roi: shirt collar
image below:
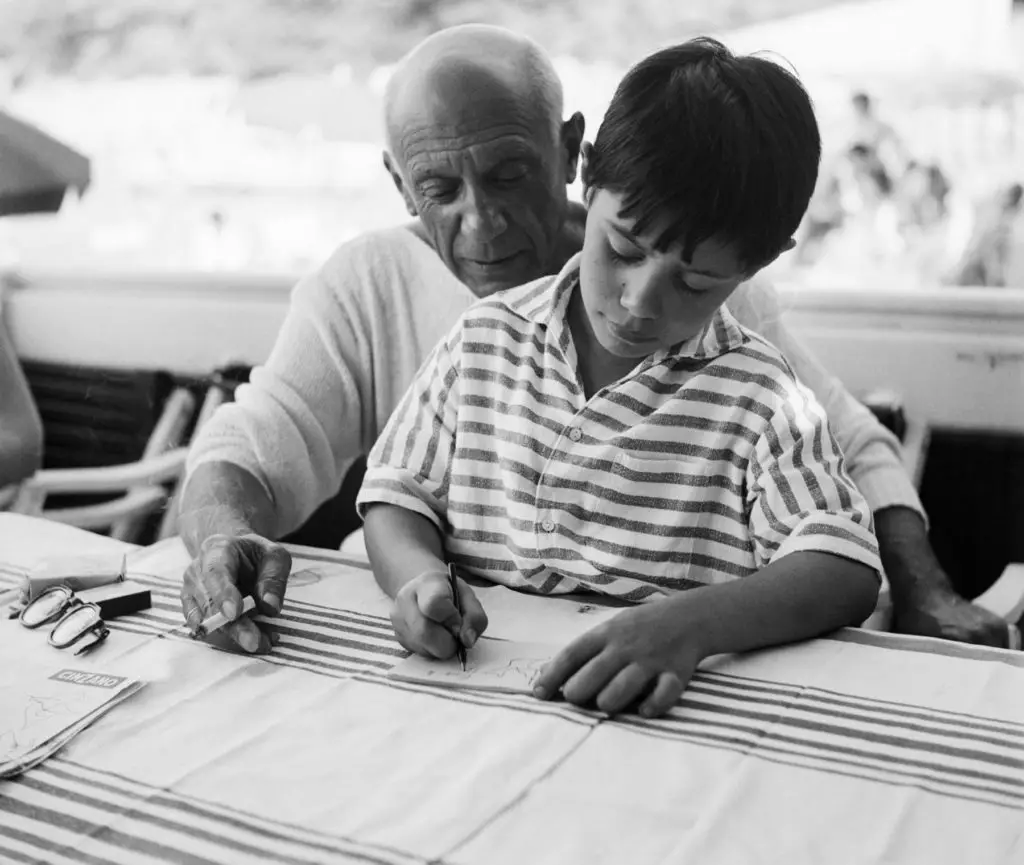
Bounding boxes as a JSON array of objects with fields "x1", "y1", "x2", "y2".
[{"x1": 510, "y1": 252, "x2": 748, "y2": 363}]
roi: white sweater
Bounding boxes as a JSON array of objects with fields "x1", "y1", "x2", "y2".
[{"x1": 185, "y1": 226, "x2": 923, "y2": 538}]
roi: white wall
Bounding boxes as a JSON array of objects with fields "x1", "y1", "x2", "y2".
[
  {"x1": 6, "y1": 270, "x2": 1024, "y2": 434},
  {"x1": 724, "y1": 0, "x2": 1015, "y2": 75}
]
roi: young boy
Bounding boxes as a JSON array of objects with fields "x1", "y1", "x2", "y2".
[{"x1": 356, "y1": 38, "x2": 881, "y2": 718}]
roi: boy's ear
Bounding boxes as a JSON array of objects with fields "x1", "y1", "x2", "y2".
[
  {"x1": 580, "y1": 141, "x2": 594, "y2": 204},
  {"x1": 560, "y1": 112, "x2": 585, "y2": 184},
  {"x1": 382, "y1": 151, "x2": 417, "y2": 217},
  {"x1": 745, "y1": 237, "x2": 797, "y2": 279}
]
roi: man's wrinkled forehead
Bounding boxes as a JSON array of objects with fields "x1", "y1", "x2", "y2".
[{"x1": 390, "y1": 66, "x2": 544, "y2": 160}]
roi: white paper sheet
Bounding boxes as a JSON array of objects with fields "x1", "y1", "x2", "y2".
[{"x1": 388, "y1": 639, "x2": 559, "y2": 694}]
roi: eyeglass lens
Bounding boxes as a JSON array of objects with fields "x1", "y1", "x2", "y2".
[
  {"x1": 20, "y1": 588, "x2": 72, "y2": 628},
  {"x1": 50, "y1": 605, "x2": 103, "y2": 648}
]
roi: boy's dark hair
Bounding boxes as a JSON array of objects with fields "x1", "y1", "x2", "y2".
[{"x1": 583, "y1": 37, "x2": 821, "y2": 270}]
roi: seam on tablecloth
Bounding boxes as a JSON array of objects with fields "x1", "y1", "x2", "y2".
[{"x1": 433, "y1": 723, "x2": 600, "y2": 865}]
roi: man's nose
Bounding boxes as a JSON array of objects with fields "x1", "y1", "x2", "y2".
[
  {"x1": 620, "y1": 265, "x2": 668, "y2": 319},
  {"x1": 460, "y1": 186, "x2": 507, "y2": 241}
]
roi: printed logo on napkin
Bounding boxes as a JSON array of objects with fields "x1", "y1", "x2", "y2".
[
  {"x1": 49, "y1": 670, "x2": 128, "y2": 689},
  {"x1": 0, "y1": 667, "x2": 143, "y2": 772}
]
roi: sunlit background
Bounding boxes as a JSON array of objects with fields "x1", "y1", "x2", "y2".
[{"x1": 1, "y1": 0, "x2": 1023, "y2": 288}]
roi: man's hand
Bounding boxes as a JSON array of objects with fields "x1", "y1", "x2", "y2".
[
  {"x1": 893, "y1": 586, "x2": 1010, "y2": 647},
  {"x1": 180, "y1": 533, "x2": 292, "y2": 654},
  {"x1": 533, "y1": 601, "x2": 704, "y2": 718},
  {"x1": 391, "y1": 570, "x2": 487, "y2": 659},
  {"x1": 874, "y1": 507, "x2": 1011, "y2": 648}
]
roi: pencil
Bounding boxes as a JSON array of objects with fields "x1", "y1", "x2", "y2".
[{"x1": 448, "y1": 562, "x2": 467, "y2": 671}]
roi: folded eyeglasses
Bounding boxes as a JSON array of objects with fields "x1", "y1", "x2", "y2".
[{"x1": 19, "y1": 586, "x2": 110, "y2": 655}]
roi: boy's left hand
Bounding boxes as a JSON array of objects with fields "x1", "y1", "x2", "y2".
[{"x1": 532, "y1": 599, "x2": 705, "y2": 718}]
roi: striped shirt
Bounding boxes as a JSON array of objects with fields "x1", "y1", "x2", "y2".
[{"x1": 357, "y1": 255, "x2": 881, "y2": 602}]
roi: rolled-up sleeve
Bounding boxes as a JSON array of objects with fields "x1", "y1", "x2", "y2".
[
  {"x1": 356, "y1": 326, "x2": 461, "y2": 531},
  {"x1": 184, "y1": 245, "x2": 373, "y2": 537},
  {"x1": 746, "y1": 375, "x2": 883, "y2": 580}
]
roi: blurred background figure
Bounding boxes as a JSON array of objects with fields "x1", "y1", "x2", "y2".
[
  {"x1": 948, "y1": 182, "x2": 1024, "y2": 287},
  {"x1": 849, "y1": 91, "x2": 910, "y2": 185},
  {"x1": 0, "y1": 277, "x2": 43, "y2": 492}
]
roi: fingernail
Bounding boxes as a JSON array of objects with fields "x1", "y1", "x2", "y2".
[
  {"x1": 464, "y1": 628, "x2": 477, "y2": 647},
  {"x1": 533, "y1": 686, "x2": 548, "y2": 699},
  {"x1": 263, "y1": 592, "x2": 282, "y2": 613},
  {"x1": 221, "y1": 599, "x2": 239, "y2": 620},
  {"x1": 238, "y1": 630, "x2": 259, "y2": 653}
]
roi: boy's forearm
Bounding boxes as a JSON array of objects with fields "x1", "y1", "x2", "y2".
[
  {"x1": 679, "y1": 552, "x2": 880, "y2": 659},
  {"x1": 178, "y1": 461, "x2": 278, "y2": 556},
  {"x1": 362, "y1": 504, "x2": 447, "y2": 599}
]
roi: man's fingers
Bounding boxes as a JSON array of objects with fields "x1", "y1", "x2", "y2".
[
  {"x1": 457, "y1": 582, "x2": 488, "y2": 647},
  {"x1": 181, "y1": 589, "x2": 204, "y2": 634},
  {"x1": 533, "y1": 632, "x2": 604, "y2": 701},
  {"x1": 595, "y1": 664, "x2": 652, "y2": 715},
  {"x1": 199, "y1": 543, "x2": 246, "y2": 620},
  {"x1": 254, "y1": 544, "x2": 292, "y2": 616},
  {"x1": 639, "y1": 672, "x2": 685, "y2": 718},
  {"x1": 221, "y1": 617, "x2": 271, "y2": 654}
]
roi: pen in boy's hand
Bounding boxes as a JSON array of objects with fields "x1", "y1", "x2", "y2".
[
  {"x1": 447, "y1": 562, "x2": 467, "y2": 670},
  {"x1": 190, "y1": 595, "x2": 257, "y2": 639}
]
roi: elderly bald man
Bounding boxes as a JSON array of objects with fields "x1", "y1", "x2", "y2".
[{"x1": 178, "y1": 24, "x2": 1008, "y2": 652}]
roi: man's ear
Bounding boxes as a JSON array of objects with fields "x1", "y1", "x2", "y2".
[
  {"x1": 382, "y1": 151, "x2": 417, "y2": 217},
  {"x1": 560, "y1": 111, "x2": 585, "y2": 184}
]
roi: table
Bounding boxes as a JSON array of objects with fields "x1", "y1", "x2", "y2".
[{"x1": 1, "y1": 514, "x2": 1022, "y2": 865}]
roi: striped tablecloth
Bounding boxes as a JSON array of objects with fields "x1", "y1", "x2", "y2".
[{"x1": 1, "y1": 516, "x2": 1022, "y2": 865}]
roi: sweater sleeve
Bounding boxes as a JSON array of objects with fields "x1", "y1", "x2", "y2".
[{"x1": 184, "y1": 236, "x2": 381, "y2": 538}]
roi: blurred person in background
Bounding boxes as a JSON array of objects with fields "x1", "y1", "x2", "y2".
[
  {"x1": 850, "y1": 91, "x2": 910, "y2": 182},
  {"x1": 0, "y1": 275, "x2": 43, "y2": 492},
  {"x1": 949, "y1": 182, "x2": 1023, "y2": 287},
  {"x1": 177, "y1": 24, "x2": 1014, "y2": 654}
]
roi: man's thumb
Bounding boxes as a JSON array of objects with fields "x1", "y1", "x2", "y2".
[{"x1": 253, "y1": 542, "x2": 292, "y2": 615}]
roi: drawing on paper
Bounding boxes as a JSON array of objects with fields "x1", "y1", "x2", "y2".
[{"x1": 388, "y1": 639, "x2": 558, "y2": 694}]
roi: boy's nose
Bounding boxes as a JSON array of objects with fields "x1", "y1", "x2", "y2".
[{"x1": 620, "y1": 266, "x2": 667, "y2": 319}]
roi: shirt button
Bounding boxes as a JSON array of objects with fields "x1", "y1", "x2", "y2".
[
  {"x1": 568, "y1": 427, "x2": 582, "y2": 442},
  {"x1": 541, "y1": 518, "x2": 556, "y2": 533}
]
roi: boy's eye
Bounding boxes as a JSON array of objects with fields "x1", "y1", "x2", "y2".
[{"x1": 608, "y1": 240, "x2": 643, "y2": 263}]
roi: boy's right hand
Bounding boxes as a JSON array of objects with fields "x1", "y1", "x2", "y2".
[{"x1": 391, "y1": 569, "x2": 488, "y2": 659}]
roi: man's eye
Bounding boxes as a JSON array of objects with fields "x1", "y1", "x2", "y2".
[
  {"x1": 492, "y1": 164, "x2": 528, "y2": 186},
  {"x1": 419, "y1": 181, "x2": 458, "y2": 201}
]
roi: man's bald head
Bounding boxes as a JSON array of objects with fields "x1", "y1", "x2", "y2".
[
  {"x1": 379, "y1": 25, "x2": 584, "y2": 298},
  {"x1": 384, "y1": 24, "x2": 563, "y2": 158}
]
